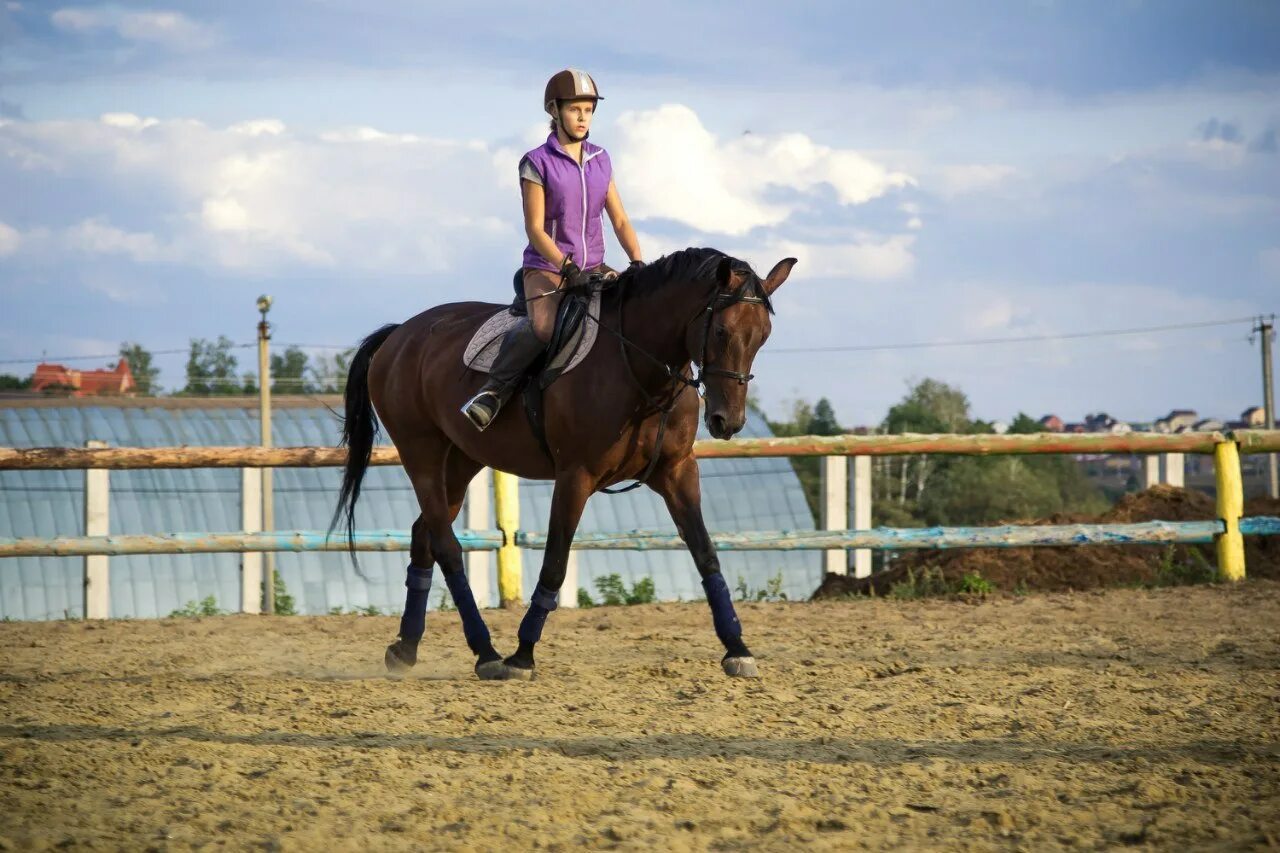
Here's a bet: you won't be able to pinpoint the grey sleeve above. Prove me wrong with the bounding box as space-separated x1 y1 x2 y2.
519 158 543 185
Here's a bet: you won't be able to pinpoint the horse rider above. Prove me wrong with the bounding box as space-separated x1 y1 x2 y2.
461 68 645 431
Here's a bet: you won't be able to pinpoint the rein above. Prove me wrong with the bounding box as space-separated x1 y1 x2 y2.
577 273 767 494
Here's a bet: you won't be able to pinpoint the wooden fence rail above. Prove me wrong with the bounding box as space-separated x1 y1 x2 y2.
6 518 1279 559
3 430 1277 471
2 430 1276 618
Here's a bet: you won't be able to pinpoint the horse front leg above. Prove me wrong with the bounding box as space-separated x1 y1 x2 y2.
502 468 594 679
652 456 758 677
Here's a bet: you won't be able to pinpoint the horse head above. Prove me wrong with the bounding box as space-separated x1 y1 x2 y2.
694 255 796 440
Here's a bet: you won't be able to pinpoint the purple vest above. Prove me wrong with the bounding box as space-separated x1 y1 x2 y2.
520 133 612 272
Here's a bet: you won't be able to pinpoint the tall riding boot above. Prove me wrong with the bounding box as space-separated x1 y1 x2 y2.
461 320 546 430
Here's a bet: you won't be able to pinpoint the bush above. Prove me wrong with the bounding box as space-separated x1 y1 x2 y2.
734 572 789 602
592 574 656 606
170 595 222 618
272 572 297 616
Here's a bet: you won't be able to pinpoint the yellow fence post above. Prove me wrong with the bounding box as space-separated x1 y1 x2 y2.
1214 440 1245 582
493 469 523 607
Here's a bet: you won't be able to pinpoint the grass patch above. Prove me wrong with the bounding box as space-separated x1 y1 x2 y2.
578 574 656 607
888 566 996 600
170 596 222 618
735 572 789 602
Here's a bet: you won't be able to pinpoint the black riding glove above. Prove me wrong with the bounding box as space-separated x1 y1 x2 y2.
560 258 587 291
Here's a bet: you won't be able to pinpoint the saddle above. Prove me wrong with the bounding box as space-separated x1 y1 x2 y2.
463 272 602 385
461 271 608 457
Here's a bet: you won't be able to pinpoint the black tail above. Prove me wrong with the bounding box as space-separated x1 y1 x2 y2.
328 323 401 571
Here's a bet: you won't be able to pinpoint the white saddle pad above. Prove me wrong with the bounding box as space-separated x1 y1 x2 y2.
462 289 602 375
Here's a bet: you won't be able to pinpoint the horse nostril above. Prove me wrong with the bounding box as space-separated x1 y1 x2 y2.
709 414 727 436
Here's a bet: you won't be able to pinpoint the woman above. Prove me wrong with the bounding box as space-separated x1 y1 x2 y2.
462 68 645 430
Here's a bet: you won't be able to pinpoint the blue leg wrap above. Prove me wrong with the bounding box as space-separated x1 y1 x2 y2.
516 583 559 646
702 572 742 646
443 569 493 655
398 563 433 642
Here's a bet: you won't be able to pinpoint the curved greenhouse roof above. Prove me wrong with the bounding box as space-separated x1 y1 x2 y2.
0 396 819 620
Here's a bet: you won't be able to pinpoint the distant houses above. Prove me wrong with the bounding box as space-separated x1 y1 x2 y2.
1031 406 1264 436
30 359 136 397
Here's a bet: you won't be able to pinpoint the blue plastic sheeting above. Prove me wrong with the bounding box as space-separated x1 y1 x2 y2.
0 399 818 620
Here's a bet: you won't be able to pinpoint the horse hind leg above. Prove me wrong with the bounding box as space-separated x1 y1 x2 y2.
437 448 507 680
385 514 433 674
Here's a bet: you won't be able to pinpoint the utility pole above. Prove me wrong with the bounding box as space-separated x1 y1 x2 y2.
257 295 275 613
1257 315 1278 499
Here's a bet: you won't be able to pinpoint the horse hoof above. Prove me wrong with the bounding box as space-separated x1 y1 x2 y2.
722 656 759 678
503 664 535 681
384 642 415 675
475 659 509 681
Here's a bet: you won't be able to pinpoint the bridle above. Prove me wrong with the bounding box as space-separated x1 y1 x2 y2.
573 271 768 493
694 290 766 388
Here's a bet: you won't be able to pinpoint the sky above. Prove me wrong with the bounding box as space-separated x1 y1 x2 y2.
1 0 1278 428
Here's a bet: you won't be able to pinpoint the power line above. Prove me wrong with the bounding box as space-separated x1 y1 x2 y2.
0 344 255 366
764 316 1261 354
0 315 1263 368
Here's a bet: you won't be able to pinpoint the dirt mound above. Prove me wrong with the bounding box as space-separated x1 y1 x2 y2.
814 486 1280 599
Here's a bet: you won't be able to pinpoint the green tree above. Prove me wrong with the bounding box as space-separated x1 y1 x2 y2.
308 348 354 394
881 379 973 508
809 398 842 435
270 345 309 394
766 397 846 524
183 336 241 395
119 342 159 394
0 374 32 391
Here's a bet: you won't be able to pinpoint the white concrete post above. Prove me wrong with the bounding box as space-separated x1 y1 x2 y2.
83 440 109 619
466 467 493 608
1162 453 1185 488
562 549 579 609
1142 456 1160 489
240 467 263 614
820 456 849 575
850 455 872 578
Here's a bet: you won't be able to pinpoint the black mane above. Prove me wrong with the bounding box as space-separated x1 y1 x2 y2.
618 247 774 314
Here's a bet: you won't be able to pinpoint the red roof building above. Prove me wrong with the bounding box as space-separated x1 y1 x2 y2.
31 359 136 397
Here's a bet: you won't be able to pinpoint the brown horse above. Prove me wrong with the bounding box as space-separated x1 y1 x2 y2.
332 247 796 680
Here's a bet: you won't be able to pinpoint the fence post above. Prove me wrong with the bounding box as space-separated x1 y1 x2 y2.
1213 440 1245 581
1142 456 1160 489
83 440 109 619
850 455 872 578
820 456 848 575
240 468 263 614
493 469 522 607
466 467 493 608
1162 453 1185 488
562 549 579 609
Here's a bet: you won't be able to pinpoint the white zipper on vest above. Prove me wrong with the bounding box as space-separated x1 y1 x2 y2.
577 148 604 267
577 159 588 266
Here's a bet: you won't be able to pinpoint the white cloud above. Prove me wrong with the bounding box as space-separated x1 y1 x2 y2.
0 221 19 256
746 234 917 282
100 112 158 129
63 218 170 263
50 6 216 50
612 104 914 235
931 163 1017 197
0 113 519 274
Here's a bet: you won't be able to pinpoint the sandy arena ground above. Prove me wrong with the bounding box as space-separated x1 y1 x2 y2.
2 582 1278 851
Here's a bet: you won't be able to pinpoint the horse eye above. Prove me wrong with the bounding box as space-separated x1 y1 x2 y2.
714 325 730 341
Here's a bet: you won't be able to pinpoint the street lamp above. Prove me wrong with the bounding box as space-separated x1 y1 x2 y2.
257 295 275 613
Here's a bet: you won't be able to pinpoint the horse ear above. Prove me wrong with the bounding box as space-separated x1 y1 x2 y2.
763 257 798 295
716 257 734 288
